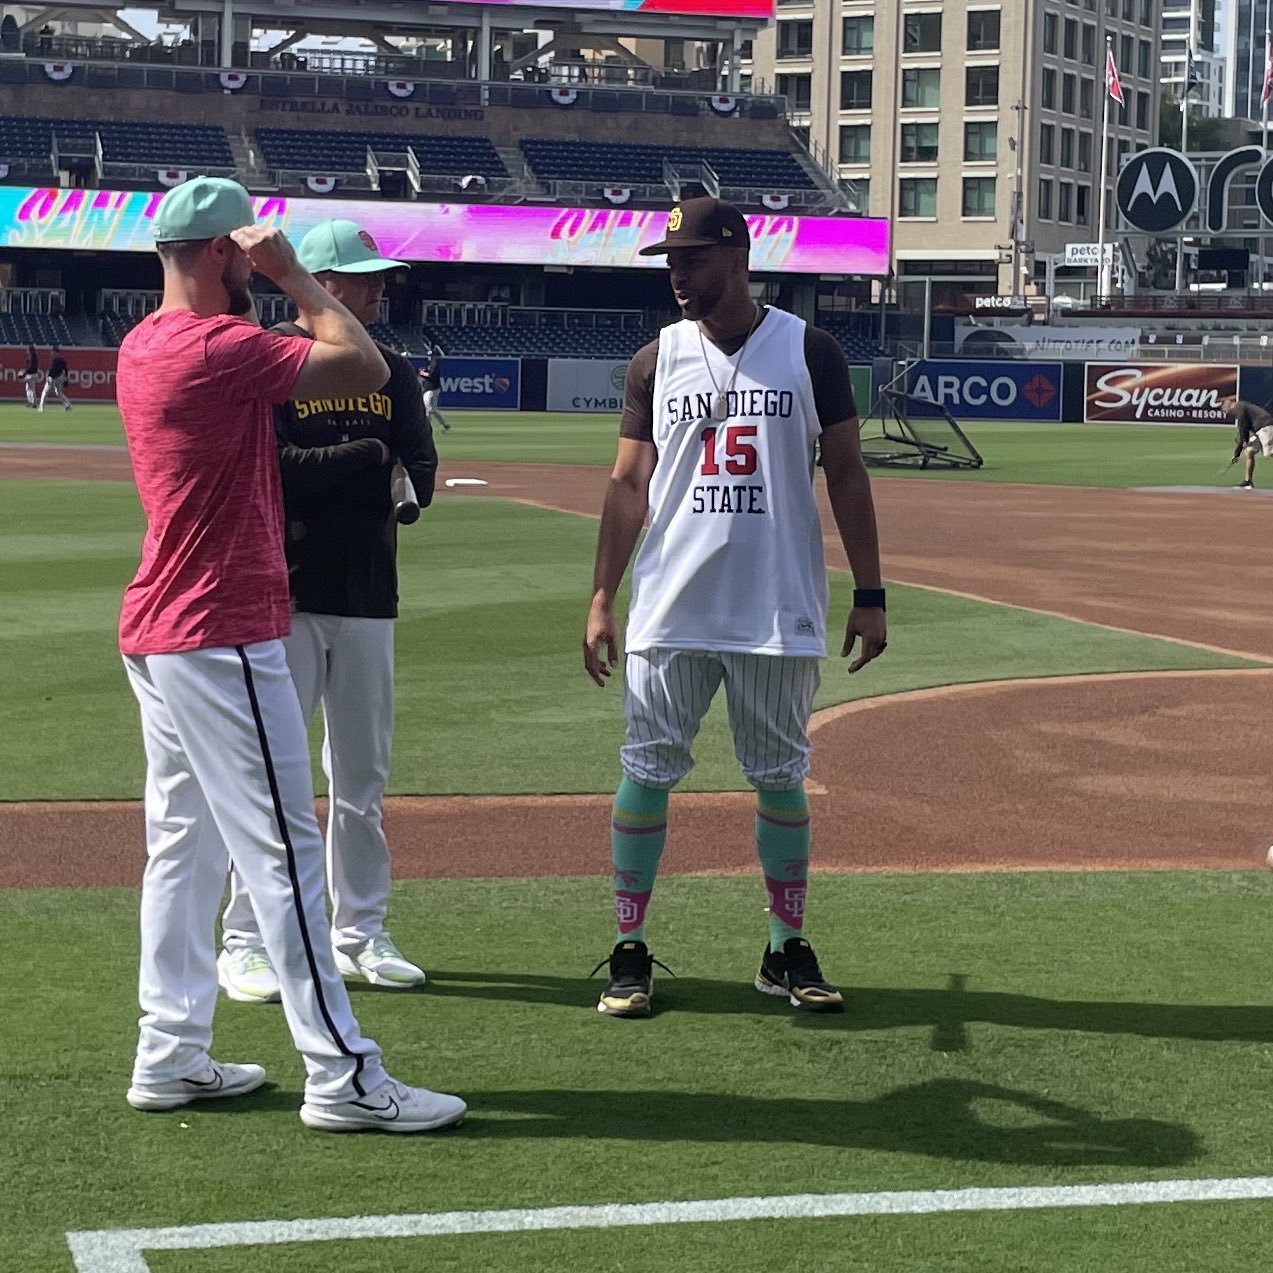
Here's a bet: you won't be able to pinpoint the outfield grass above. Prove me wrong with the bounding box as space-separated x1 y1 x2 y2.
0 481 1256 801
0 403 1245 488
5 871 1273 1272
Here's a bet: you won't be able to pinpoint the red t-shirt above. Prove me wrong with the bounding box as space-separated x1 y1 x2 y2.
117 310 311 655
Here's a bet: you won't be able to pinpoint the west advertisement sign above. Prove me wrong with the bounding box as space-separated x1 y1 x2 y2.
0 346 117 400
1084 362 1237 425
907 360 1063 422
546 359 628 413
407 356 520 410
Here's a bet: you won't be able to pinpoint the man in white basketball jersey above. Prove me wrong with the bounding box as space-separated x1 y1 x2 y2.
583 197 887 1017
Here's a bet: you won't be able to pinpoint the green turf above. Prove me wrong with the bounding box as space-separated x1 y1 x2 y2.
5 870 1273 1272
0 482 1257 801
0 404 1246 487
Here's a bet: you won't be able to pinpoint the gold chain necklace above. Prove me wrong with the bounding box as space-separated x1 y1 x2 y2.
697 304 763 422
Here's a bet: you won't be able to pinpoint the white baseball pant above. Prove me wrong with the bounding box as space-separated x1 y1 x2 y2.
24 373 39 406
422 388 450 431
124 640 388 1104
38 374 69 410
621 648 820 789
223 615 396 954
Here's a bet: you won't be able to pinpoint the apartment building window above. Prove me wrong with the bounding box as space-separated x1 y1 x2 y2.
848 178 869 212
839 123 871 164
1062 72 1076 114
840 69 873 110
965 65 999 107
899 177 938 217
1076 184 1090 226
1105 0 1115 15
1078 131 1092 171
1121 0 1133 18
903 67 942 108
1080 78 1094 117
1039 123 1055 164
776 73 812 110
967 9 1000 52
962 176 997 217
1137 40 1151 78
1058 181 1073 221
1043 12 1058 53
1140 0 1152 22
1041 67 1056 109
901 122 940 163
964 119 998 161
842 15 874 55
777 20 814 59
1038 178 1053 219
1060 127 1074 168
1120 34 1132 71
1063 18 1077 58
739 39 753 59
1136 90 1149 130
903 12 942 53
1081 24 1095 64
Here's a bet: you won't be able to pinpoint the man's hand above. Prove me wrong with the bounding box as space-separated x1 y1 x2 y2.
229 225 306 287
583 593 619 687
842 606 887 673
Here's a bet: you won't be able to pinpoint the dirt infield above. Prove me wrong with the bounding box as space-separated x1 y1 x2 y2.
4 446 1272 888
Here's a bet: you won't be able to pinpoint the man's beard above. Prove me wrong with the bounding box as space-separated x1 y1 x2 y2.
222 260 253 316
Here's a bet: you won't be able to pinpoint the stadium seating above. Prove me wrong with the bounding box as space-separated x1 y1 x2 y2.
255 128 508 179
0 313 75 346
0 115 233 170
816 314 886 360
519 138 815 190
418 323 653 358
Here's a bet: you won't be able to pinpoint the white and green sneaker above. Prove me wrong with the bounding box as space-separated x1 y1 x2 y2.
217 946 281 1003
334 933 426 988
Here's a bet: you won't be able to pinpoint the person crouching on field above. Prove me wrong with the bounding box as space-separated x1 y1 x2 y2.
1223 395 1273 489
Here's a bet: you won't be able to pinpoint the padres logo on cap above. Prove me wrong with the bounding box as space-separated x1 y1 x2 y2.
668 207 683 231
357 229 378 251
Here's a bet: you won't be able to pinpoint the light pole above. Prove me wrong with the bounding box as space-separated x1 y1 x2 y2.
1010 97 1026 299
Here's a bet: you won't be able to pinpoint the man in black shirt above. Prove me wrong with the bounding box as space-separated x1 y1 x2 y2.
1223 394 1273 489
418 347 450 432
23 344 39 408
38 347 71 412
219 218 438 1003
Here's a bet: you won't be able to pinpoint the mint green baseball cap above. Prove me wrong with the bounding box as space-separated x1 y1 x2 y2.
152 176 255 242
297 219 406 274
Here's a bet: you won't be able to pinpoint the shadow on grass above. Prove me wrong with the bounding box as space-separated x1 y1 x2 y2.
425 969 1273 1043
463 1079 1197 1168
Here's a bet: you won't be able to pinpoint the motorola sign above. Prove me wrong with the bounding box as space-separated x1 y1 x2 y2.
1115 148 1197 234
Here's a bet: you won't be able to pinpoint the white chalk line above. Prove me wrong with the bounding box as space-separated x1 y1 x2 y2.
66 1176 1273 1271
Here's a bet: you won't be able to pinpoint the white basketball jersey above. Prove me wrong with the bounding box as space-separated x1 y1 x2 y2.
625 307 827 656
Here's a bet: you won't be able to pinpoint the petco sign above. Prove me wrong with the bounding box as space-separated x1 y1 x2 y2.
1084 362 1237 425
908 360 1063 422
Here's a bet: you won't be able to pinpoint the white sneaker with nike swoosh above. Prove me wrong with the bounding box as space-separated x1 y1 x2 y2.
299 1077 466 1133
127 1060 267 1111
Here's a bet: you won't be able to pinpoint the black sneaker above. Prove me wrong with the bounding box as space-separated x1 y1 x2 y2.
590 940 671 1017
755 937 845 1013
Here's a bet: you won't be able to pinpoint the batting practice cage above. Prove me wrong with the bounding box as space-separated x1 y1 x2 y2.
857 364 985 471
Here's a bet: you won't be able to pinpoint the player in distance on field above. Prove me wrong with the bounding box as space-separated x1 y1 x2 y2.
582 197 887 1018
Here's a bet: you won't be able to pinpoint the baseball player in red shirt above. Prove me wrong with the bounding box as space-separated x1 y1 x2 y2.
116 177 464 1133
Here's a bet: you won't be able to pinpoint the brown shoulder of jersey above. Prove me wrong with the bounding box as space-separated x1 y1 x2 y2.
619 337 660 444
803 325 857 430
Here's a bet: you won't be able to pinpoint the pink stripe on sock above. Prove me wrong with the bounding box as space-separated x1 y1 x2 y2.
757 810 810 829
765 875 807 929
615 889 652 934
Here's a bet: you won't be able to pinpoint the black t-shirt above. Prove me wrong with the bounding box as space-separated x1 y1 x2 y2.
419 359 442 392
48 355 67 378
272 328 438 618
24 349 37 375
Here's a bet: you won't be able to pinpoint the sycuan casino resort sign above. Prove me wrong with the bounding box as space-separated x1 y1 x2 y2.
4 185 890 276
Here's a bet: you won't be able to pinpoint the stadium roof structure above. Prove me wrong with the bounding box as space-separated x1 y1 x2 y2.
33 0 773 46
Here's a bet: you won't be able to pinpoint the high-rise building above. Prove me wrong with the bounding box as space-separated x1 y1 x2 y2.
743 1 1162 302
1227 0 1272 119
1163 1 1223 116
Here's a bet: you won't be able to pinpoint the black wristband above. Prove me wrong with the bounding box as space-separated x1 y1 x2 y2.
853 588 886 610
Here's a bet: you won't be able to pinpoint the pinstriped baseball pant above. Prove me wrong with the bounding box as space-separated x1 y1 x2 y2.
621 648 820 790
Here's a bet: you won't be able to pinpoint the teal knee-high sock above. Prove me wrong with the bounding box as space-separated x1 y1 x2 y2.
754 785 811 951
610 776 669 945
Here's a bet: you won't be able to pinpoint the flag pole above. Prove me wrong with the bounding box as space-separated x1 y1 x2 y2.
1175 53 1190 295
1097 35 1113 298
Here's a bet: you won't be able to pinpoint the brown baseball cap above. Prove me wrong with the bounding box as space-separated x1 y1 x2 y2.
639 196 751 255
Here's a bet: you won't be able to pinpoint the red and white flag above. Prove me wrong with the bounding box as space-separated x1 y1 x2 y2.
1261 36 1273 108
1106 48 1125 108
